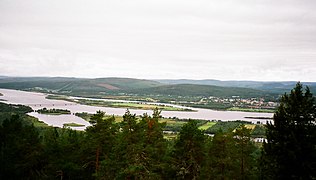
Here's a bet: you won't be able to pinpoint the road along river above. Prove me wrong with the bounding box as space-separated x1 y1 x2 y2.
0 88 273 130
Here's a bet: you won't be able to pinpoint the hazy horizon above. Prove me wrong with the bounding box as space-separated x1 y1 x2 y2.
1 74 315 83
1 0 316 81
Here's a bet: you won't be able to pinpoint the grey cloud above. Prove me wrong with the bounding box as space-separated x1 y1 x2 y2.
0 0 316 81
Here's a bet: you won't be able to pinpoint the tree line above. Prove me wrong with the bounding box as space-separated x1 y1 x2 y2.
0 82 315 179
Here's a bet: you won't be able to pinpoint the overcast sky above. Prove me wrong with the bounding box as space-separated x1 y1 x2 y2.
1 0 316 81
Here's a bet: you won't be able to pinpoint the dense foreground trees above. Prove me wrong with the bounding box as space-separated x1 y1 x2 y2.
0 83 315 179
262 82 316 179
0 109 259 179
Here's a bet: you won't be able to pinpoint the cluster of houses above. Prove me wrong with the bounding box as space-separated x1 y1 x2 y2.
198 96 278 109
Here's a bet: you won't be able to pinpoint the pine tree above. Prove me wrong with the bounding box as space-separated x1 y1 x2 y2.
208 130 237 180
0 114 43 179
234 125 258 180
114 110 148 179
263 82 316 179
83 111 118 179
173 120 206 179
139 108 168 179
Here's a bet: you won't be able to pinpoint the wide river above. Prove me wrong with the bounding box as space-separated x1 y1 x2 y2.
0 88 273 130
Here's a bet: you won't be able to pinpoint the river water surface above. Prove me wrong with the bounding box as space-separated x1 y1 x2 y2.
0 88 273 130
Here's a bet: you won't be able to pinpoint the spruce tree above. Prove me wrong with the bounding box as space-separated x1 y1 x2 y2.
263 82 316 179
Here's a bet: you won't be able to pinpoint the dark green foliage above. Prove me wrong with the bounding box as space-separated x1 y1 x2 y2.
41 127 87 179
203 126 259 180
83 111 118 179
0 114 43 179
206 131 237 179
251 125 266 138
138 109 169 178
164 123 184 132
263 82 316 179
75 112 92 122
112 110 144 178
234 125 258 179
112 109 169 179
0 102 34 127
0 102 267 179
173 120 206 179
37 107 71 114
0 102 32 114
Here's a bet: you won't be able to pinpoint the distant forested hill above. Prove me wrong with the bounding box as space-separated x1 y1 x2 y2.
126 84 273 99
0 77 162 96
1 76 311 98
156 79 316 94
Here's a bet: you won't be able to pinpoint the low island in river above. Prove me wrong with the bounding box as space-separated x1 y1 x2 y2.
36 108 71 115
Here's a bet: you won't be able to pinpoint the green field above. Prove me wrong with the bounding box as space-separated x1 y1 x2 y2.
198 122 216 130
75 112 124 123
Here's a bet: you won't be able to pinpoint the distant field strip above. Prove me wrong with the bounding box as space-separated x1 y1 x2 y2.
199 122 216 130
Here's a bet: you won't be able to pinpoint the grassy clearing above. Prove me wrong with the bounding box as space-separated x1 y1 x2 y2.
198 122 217 130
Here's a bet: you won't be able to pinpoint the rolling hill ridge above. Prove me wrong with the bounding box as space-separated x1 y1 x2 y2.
0 77 278 99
